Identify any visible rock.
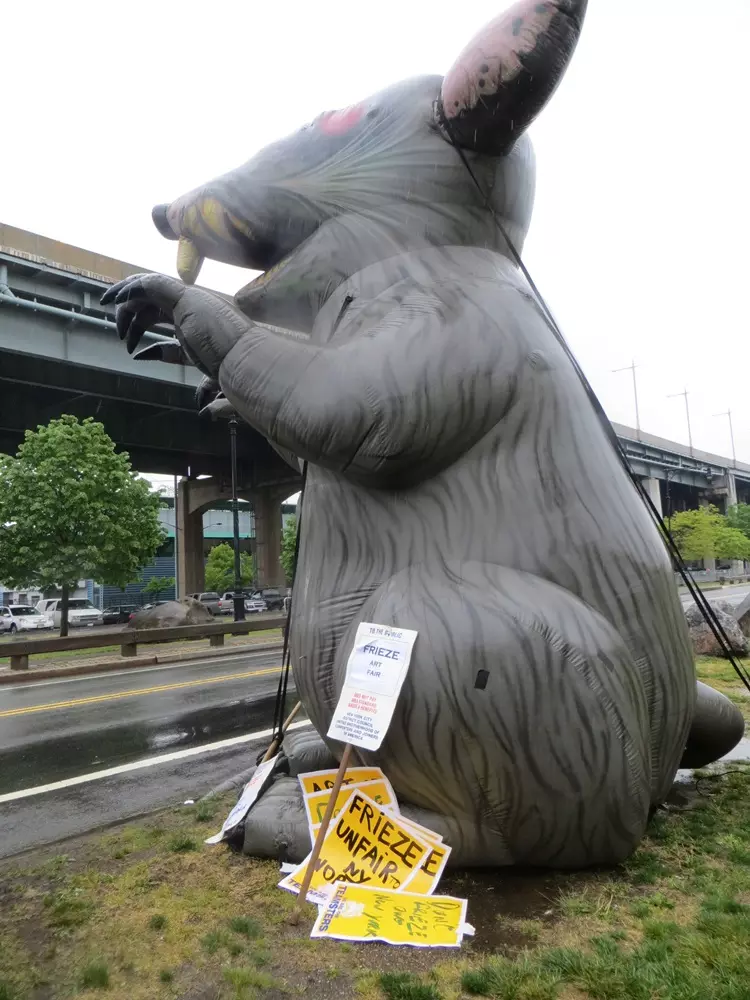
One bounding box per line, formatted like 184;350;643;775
734;593;750;637
684;602;748;657
710;599;739;617
127;597;213;630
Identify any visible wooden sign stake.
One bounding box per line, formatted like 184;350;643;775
261;700;303;764
288;742;353;924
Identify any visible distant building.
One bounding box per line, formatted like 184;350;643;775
1;497;297;608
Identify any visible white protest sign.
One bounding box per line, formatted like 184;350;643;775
205;754;279;845
327;622;418;752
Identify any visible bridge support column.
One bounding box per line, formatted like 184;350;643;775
177;479;205;596
642;477;663;518
727;473;738;508
253;490;285;588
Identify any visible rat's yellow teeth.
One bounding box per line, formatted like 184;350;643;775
176;237;204;285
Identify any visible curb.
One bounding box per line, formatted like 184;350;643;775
0;641;284;686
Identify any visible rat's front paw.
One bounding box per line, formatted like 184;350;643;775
102;274;250;377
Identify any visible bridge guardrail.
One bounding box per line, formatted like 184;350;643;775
1;616;286;671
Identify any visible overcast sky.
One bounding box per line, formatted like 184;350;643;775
2;0;748;481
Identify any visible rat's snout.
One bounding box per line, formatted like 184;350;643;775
151;194;257;286
152;204;178;241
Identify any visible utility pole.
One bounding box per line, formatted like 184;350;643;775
173;474;180;599
612;360;640;434
713;410;736;466
668;388;693;455
229;417;246;622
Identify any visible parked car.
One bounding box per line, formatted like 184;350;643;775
101;605;138;625
35;598;104;628
188;592;224;616
0;605;54;633
221;592;252;615
251;589;284;612
245;597;268;614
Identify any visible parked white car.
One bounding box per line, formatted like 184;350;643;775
245;597;268;614
35;598;104;628
0;605;54;634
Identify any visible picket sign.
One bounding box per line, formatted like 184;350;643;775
291;622;418;919
304;777;398;840
280;789;433;905
311;884;475;948
327;622;419;751
205;754;279;845
298;767;387;797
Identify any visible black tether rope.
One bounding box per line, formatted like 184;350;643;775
443;121;750;693
268;460;308;749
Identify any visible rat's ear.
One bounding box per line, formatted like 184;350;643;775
437;0;587;155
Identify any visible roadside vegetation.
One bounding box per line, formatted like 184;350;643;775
0;657;747;1000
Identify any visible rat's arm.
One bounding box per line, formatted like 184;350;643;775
219;285;524;488
102;272;525;488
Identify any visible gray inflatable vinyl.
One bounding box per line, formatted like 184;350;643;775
105;0;743;868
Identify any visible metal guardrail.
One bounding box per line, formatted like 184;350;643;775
1;616;286;671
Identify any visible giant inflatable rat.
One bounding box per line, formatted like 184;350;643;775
104;0;743;868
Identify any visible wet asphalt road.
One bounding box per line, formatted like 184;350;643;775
0;649;300;858
679;583;750;608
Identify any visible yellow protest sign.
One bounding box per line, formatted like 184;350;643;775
311;884;471;948
387;814;450;895
297;767;386;797
405;841;451;895
279;790;431;905
305;778;398;836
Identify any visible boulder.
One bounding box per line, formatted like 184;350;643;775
734;593;750;638
127;597;213;630
684;602;748;657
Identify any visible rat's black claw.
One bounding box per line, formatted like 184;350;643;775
101;273;151;306
125;304;163;355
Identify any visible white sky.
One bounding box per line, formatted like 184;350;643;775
2;0;748;470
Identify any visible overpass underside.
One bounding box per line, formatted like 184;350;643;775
0;346;300;485
0;233;302;588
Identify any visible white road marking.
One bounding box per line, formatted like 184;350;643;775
0;720;310;804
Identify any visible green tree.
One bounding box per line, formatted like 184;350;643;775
142;576;175;602
281;515;298;582
668;504;750;563
0;415;165;636
204;543;255;594
726;503;750;540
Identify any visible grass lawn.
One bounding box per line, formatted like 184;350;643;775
0;657;748;1000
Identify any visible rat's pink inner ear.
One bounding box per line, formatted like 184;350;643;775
438;0;588;155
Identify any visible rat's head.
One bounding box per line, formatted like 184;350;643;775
153;0;586;328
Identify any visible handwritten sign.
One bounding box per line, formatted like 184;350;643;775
205;754;279;845
327;622;418;751
311;884;472;948
279;790;430;904
298;767;386;797
305;778;398;838
387;814;450;895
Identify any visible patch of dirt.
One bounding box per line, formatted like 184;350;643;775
440;867;600;953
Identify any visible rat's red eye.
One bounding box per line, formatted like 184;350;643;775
316;104;366;136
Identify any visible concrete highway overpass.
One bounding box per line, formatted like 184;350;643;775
2;223;749;588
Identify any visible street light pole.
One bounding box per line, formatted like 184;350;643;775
612;360;640;434
173;474;180;599
713;410;736;466
229;416;246;622
668;388;693;455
